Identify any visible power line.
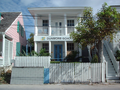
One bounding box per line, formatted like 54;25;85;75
1;14;120;19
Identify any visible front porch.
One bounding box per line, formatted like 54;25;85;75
0;33;13;67
35;41;81;61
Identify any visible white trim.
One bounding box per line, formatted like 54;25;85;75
35;14;38;36
49;41;51;55
35;41;37;52
12;39;14;59
64;14;67;35
65;41;67;57
49;14;51;36
28;7;86;10
5;12;22;33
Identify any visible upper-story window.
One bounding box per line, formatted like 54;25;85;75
67;20;74;26
43;20;48;26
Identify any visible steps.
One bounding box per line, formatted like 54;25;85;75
103;45;119;80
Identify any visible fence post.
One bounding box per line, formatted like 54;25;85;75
102;62;105;83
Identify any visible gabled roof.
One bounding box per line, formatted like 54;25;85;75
0;12;21;32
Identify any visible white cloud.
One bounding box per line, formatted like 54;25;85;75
50;0;120;15
20;0;39;6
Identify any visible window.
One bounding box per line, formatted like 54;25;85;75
67;20;74;26
67;43;74;51
59;22;62;27
43;20;48;26
42;43;49;52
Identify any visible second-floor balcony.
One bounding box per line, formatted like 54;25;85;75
38;26;75;36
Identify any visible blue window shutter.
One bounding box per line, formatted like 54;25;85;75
17;21;19;33
16;42;21;56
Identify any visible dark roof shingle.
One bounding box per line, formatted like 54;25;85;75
0;12;21;32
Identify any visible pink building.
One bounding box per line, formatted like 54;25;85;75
0;12;27;67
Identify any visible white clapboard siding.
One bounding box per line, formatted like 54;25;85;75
15;56;50;68
49;63;102;83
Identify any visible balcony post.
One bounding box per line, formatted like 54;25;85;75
34;41;37;52
64;14;67;35
65;41;67;58
35;14;38;36
49;14;51;36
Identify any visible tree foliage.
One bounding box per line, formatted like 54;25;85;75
19;48;50;56
70;3;119;62
28;33;34;46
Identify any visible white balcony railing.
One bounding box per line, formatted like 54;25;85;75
38;27;49;36
67;27;74;34
51;28;65;36
38;27;75;36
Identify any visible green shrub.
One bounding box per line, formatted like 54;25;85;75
91;54;98;63
19;48;50;56
50;61;61;63
115;50;120;61
0;70;11;84
64;51;82;62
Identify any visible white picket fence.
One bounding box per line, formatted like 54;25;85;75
14;56;50;68
49;63;102;83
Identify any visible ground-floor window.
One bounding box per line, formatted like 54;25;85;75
42;43;49;53
67;43;74;51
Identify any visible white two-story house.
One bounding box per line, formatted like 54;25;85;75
28;7;87;61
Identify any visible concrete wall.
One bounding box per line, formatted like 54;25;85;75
10;67;44;85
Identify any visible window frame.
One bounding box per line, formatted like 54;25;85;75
43;20;49;26
67;20;74;26
67;43;74;51
42;43;49;52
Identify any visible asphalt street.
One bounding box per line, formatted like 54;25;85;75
0;84;120;90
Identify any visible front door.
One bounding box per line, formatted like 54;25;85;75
54;45;62;61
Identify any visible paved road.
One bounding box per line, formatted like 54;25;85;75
0;84;120;90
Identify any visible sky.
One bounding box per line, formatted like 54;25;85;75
0;0;120;39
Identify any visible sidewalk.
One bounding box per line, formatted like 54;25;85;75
0;83;120;90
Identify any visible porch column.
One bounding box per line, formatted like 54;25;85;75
65;41;67;57
34;41;37;52
35;14;38;36
79;43;82;62
49;41;51;55
2;34;5;66
64;14;67;35
49;14;51;36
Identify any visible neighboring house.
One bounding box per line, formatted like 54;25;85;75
28;7;87;61
110;5;120;54
0;12;27;67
